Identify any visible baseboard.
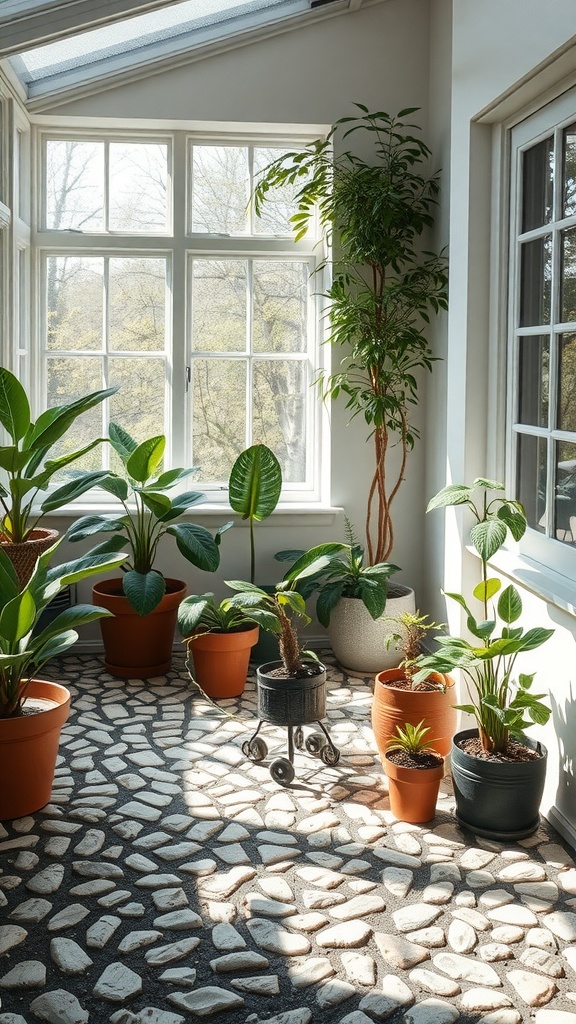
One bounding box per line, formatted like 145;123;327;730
544;803;576;854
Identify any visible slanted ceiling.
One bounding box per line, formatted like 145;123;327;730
1;0;374;107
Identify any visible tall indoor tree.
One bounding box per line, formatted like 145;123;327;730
254;105;448;564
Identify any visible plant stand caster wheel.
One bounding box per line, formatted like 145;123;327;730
242;737;268;762
321;744;340;766
269;757;295;786
293;727;304;750
305;733;326;756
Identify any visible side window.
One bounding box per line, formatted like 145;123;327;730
510;97;576;571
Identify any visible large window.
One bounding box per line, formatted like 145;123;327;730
35;129;325;501
509;91;576;572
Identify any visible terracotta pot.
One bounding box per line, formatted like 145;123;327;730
1;528;59;587
384;751;444;823
372;668;457;761
187;626;259;699
0;679;70;820
93;578;186;678
327;586;416;675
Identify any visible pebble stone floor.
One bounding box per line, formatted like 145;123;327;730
2;653;576;1024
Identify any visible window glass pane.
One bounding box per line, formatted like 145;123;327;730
47;255;103;351
253;148;304;235
516;432;547;534
517;334;549;427
561;226;576;322
522;136;553;232
191;260;246;353
253;359;307;482
46;356;104;470
563;123;576;218
109;258;166;352
46;140;104;230
109;143;168;232
253;261;308;353
192;359;246;480
191;146;249;233
519;235;551;327
555;440;576;544
108;357;166;441
558;332;576;432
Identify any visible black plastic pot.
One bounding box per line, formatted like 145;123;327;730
256;661;327;726
451;728;547;841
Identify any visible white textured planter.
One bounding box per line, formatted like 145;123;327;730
327;586;416;675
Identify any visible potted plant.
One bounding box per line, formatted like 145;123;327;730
177;593;259;699
276;521;408;674
415;478;554;840
253;107;448;650
372;611;457;762
66;423;231;678
0;538;127;819
228;443;282;664
0;367;117;584
384;720;444;824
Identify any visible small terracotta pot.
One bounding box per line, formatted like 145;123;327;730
187;626;259;698
93;578;186;678
385;751;444;823
0;679;70;820
1;528;59;587
372;668;457;762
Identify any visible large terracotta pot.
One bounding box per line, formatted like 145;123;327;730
385;751;444;823
327;586;416;675
93;578;186;678
1;528;59;587
0;679;70;820
372;668;457;761
187;626;259;699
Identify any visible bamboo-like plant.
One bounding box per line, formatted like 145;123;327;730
253;105;448;565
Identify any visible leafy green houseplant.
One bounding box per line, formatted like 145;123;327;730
66;423;230;678
0;366;116;582
228;444;282;585
415;478;554;839
0;538;127;819
254;106;448;567
177;592;260;699
384;719;444;824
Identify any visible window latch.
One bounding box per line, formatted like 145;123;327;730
185;365;191;393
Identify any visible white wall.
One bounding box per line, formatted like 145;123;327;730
441;0;576;842
37;0;440;637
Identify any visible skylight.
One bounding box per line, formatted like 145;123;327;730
8;0;325;100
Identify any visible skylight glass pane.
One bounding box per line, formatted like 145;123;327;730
12;0;307;86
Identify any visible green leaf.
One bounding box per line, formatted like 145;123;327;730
32;604;114;649
40;471;112;513
0;368;30;442
177;594;213;637
123;570;166;616
316;581;346;628
65;515;126;542
139;490;172;518
126;435;165;483
497;503;527;541
473;477;504;491
29;387;117;451
427;484;472;511
283;543;347;582
94;474;130;501
0;589;36;644
154;467;198;489
166;523;220;571
108;422;138;462
473;577;501;603
517;627;554;652
470;518;507;561
358;579;388;620
497;584;522;624
278;590;309;619
228;444;282;522
157;491;206;522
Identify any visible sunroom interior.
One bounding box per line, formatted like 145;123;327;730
3;1;576;1014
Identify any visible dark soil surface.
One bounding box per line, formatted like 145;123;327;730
458;734;543;762
386;748;444;769
381;675;445;692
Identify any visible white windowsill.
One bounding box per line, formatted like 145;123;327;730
482;546;576;619
45;502;343;528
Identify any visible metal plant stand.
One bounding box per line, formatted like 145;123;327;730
242;718;340;786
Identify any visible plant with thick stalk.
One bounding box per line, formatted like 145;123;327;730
253;105;448;564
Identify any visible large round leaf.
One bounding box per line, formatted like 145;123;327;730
229;444;282;522
123;569;166;616
166;523;221;571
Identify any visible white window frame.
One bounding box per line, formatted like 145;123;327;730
507;87;576;580
32;123;330;507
